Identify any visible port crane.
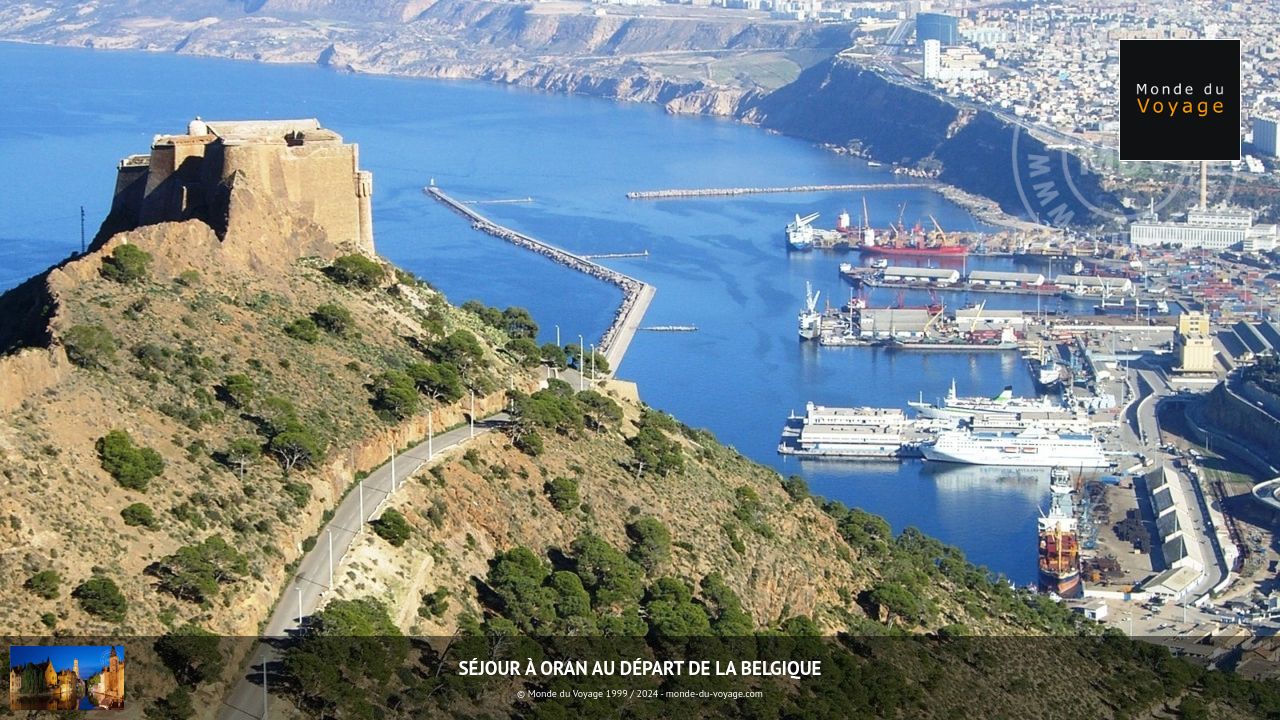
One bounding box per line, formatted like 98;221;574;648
929;215;956;247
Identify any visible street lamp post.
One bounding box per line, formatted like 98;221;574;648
296;584;303;627
589;343;595;381
261;654;269;720
390;431;397;493
327;528;334;589
428;410;434;461
359;477;365;525
578;335;585;391
470;391;475;439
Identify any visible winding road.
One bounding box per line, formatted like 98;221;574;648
217;412;510;720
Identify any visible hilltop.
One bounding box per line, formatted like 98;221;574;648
1;120;1278;718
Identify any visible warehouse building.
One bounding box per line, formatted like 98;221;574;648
967;270;1045;287
858;308;932;339
882;267;960;285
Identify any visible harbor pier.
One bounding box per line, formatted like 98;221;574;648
626;183;930;200
425;186;654;375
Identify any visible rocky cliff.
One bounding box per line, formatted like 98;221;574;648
739;57;1122;225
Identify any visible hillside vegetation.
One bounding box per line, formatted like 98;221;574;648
0;216;542;637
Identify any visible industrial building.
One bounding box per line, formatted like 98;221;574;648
1140;468;1205;601
1218;320;1280;363
881;266;960;285
1176;311;1215;373
1130;207;1279;252
954;307;1028;330
967;270;1044;287
858;308;931;339
1054;274;1133;295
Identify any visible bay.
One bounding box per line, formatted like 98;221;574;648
0;42;1094;584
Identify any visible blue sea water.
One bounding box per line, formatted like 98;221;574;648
0;42;1097;583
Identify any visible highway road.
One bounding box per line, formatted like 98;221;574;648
217;412;509;720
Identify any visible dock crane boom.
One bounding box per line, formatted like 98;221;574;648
929;214;953;247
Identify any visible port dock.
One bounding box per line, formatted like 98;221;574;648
626;183;930;200
426;185;654;374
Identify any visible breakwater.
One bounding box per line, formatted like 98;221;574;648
425;186;654;373
625;183;929;200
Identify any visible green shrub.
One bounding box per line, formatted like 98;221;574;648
154;623;222;685
268;424;325;476
283;317;320;343
218;373;256;409
312;303;353;335
372;509;412;547
100;243;152;283
782;474;810;502
121;502;159;529
626;516;671;573
63;324;118;369
418;587;450;619
325;254;384;289
283;481;311;509
544;476;579;512
73;575;128;621
514;430;544;457
97;429;165;491
24;570;61;599
150;536;248;604
370;371;419;421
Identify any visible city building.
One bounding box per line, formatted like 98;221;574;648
1254;116;1279;157
1130;208;1279;252
1176;311;1215;373
916;12;958;46
923;39;941;80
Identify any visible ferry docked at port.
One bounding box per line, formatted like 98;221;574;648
779;402;908;458
908;380;1067;421
920;427;1108;469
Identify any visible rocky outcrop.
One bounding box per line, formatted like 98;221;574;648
738;57;1122;225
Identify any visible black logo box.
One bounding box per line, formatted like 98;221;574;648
1119;39;1240;162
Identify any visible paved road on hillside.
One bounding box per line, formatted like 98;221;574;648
217;412;509;720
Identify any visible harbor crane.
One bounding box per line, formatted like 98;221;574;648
792;212;820;229
929;214;955;247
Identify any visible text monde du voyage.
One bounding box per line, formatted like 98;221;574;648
1133;82;1230;118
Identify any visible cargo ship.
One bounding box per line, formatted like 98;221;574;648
837;204;969;257
785;212;818;251
798;282;821;340
1038;467;1083;598
921;427;1109;468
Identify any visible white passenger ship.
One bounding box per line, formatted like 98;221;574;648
920;427;1108;468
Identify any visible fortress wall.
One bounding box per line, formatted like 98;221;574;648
140;137;214;225
221;141;369;253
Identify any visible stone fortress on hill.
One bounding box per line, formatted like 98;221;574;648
108;118;374;254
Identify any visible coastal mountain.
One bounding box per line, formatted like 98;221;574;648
2;118;1278;717
739;56;1123;223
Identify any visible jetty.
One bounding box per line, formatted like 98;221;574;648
464;197;533;205
581;250;649;259
425;186;654;374
625;183;930;200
